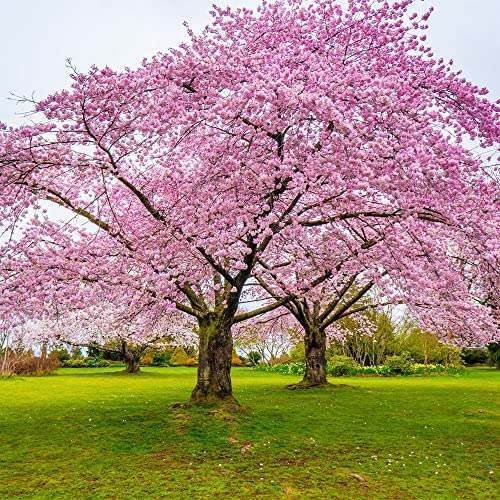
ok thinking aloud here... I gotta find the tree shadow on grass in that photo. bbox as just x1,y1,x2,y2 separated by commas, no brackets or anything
286,381,358,391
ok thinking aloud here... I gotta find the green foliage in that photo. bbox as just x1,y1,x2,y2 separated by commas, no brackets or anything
387,327,462,366
461,348,488,366
62,358,110,368
327,355,360,376
152,352,167,366
184,346,197,358
328,308,396,366
99,342,123,361
87,345,101,358
70,346,84,359
247,351,262,365
329,309,463,369
256,363,306,375
49,347,71,363
256,361,464,377
383,353,415,374
170,346,188,366
487,342,500,368
288,342,305,363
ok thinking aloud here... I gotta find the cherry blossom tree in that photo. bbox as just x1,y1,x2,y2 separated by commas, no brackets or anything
233,310,299,365
1,0,499,402
25,304,197,373
254,216,500,386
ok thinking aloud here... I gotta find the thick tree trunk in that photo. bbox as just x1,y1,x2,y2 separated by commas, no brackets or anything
190,314,236,405
125,356,140,373
122,343,140,373
302,326,327,386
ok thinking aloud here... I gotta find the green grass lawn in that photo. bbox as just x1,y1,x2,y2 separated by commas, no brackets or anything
0,367,498,499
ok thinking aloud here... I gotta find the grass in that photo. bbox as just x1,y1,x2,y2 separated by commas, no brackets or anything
0,367,498,499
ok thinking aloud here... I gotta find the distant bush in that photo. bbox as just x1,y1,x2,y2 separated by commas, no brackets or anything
232,355,244,366
141,356,153,366
1,354,59,377
487,342,500,369
152,353,167,366
289,342,306,363
461,348,488,366
256,361,464,377
50,348,71,363
256,363,306,375
384,353,415,374
170,346,188,366
327,355,360,376
247,351,262,365
185,357,197,366
62,358,110,368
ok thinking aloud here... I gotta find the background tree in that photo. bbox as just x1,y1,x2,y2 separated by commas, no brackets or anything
487,342,500,369
233,312,299,366
24,303,197,373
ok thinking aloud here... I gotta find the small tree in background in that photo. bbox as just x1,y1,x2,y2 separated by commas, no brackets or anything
247,351,262,366
461,348,488,366
487,343,500,369
170,346,189,366
289,342,306,364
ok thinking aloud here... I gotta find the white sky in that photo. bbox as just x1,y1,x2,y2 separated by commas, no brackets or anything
0,0,499,125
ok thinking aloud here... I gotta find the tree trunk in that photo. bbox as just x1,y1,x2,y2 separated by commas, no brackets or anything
190,314,236,405
302,326,327,386
125,356,140,373
41,341,48,360
122,343,140,373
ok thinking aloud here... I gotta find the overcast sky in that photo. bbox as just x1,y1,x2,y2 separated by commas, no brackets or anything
1,0,499,126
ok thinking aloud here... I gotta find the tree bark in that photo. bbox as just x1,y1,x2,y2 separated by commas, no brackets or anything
124,356,140,373
302,325,328,386
122,342,141,373
190,314,236,404
41,341,48,360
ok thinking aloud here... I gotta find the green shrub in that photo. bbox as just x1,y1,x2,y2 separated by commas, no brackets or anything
255,360,463,378
152,353,167,366
170,346,188,366
254,363,306,375
289,342,306,363
62,358,85,368
49,348,70,363
384,353,415,374
461,348,488,366
327,355,360,376
84,357,101,367
487,342,500,369
61,358,109,368
247,351,262,365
